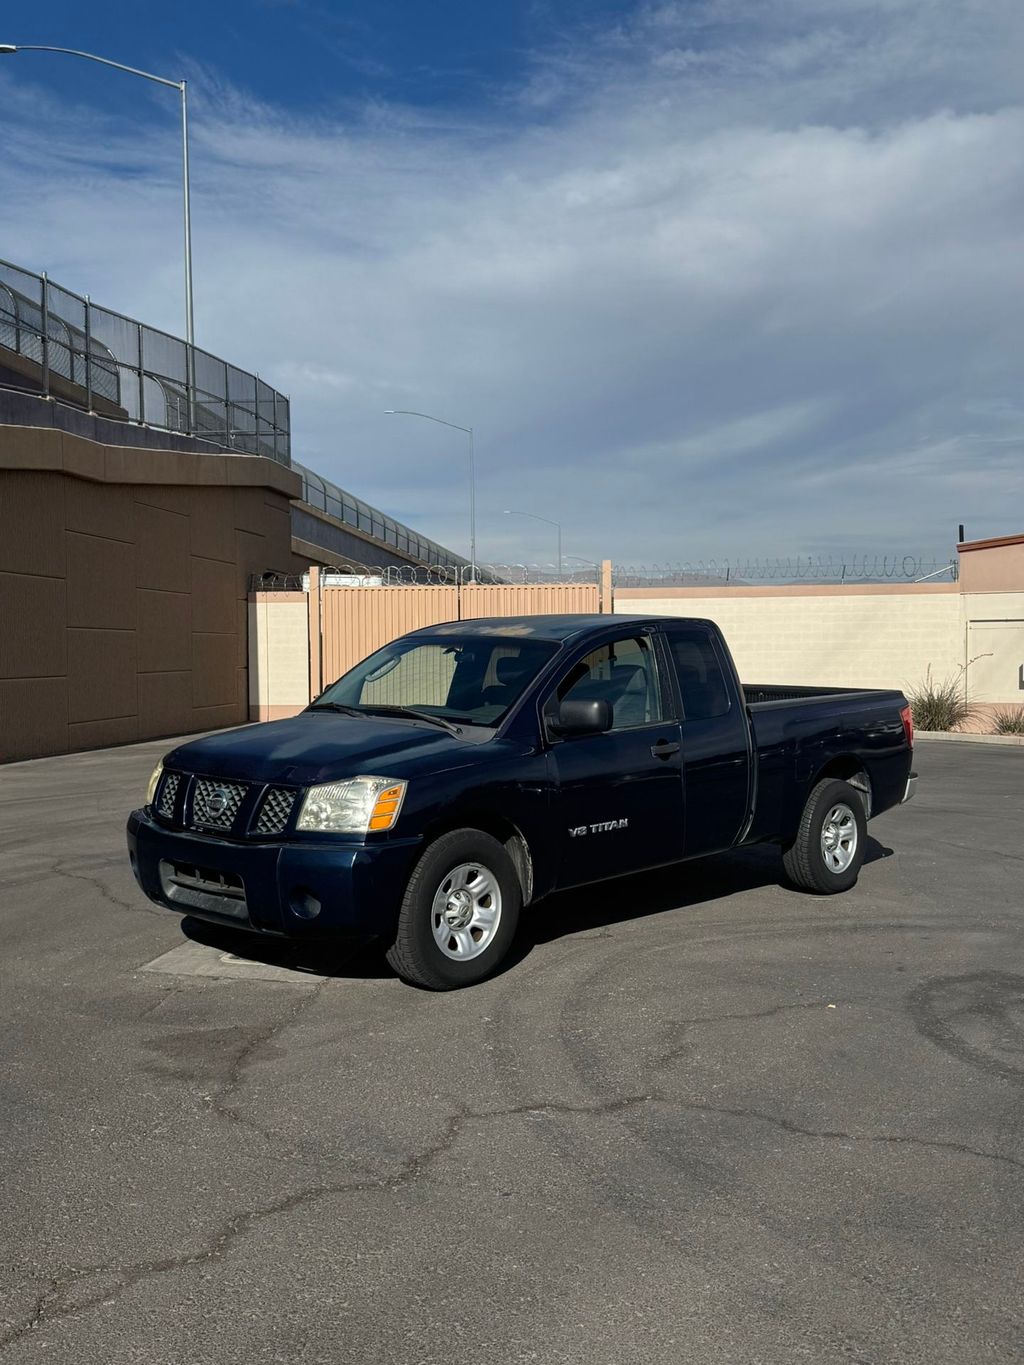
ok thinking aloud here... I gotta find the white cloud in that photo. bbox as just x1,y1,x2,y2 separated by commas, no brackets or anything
1,0,1022,566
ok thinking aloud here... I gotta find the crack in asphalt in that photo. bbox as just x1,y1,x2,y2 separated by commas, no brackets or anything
2,1074,1019,1351
678,1101,1024,1173
206,978,329,1154
656,1000,850,1067
51,860,139,915
134,984,182,1021
0,1093,653,1350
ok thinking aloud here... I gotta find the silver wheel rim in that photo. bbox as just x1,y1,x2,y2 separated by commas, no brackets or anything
431,862,502,961
820,802,858,873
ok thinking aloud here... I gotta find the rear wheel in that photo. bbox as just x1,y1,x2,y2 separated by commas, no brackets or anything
783,778,866,894
386,829,521,990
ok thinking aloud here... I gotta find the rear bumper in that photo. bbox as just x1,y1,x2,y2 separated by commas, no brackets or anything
126,808,421,940
901,773,918,804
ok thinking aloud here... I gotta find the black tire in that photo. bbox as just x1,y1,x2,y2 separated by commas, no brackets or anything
782,778,867,894
385,829,522,990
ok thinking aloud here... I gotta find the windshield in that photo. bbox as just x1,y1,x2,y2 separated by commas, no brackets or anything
313,635,559,728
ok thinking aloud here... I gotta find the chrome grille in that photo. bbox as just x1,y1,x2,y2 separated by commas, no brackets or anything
156,771,180,820
191,778,247,831
254,787,296,835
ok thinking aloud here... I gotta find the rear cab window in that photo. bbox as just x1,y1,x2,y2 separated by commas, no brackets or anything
665,629,732,720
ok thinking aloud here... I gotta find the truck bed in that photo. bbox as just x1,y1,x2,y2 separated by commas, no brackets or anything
741,682,910,843
743,683,883,706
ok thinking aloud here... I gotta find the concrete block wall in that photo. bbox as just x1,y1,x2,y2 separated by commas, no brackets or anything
614,584,964,694
0,424,302,762
248,593,311,722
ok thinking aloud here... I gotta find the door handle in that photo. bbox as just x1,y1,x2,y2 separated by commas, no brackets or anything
651,739,680,758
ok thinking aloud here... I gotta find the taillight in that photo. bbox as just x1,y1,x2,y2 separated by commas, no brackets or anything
900,703,914,749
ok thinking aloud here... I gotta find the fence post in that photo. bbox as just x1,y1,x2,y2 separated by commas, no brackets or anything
307,565,323,700
83,295,93,412
224,362,231,447
185,340,195,436
601,558,614,613
40,272,50,398
137,322,146,424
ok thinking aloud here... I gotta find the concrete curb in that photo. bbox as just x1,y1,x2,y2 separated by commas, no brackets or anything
915,730,1024,748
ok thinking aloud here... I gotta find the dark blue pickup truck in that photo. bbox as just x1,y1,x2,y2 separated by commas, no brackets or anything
127,614,916,989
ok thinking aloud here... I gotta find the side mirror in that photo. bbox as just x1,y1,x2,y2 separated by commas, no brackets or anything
551,697,613,737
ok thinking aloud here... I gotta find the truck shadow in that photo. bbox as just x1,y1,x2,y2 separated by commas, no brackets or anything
178,835,892,983
522,835,892,949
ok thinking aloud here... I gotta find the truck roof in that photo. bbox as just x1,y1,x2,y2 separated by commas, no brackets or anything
409,613,679,643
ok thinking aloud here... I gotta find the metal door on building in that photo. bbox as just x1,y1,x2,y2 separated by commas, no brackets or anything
966,619,1024,704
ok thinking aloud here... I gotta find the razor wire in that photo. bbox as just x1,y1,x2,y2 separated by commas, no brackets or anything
611,554,958,586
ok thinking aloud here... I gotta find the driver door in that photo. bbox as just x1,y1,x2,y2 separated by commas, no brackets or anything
545,631,684,889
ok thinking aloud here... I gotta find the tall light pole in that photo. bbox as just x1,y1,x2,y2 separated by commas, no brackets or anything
504,508,562,576
0,44,195,348
385,409,476,579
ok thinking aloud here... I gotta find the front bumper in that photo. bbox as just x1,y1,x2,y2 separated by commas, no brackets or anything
901,773,918,804
126,808,421,940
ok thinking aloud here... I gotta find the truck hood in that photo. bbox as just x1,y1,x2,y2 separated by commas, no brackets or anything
163,712,479,786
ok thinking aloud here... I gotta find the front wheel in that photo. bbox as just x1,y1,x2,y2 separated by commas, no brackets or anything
783,778,867,894
385,829,521,989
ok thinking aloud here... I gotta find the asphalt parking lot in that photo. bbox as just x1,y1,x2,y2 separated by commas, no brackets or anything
1,738,1022,1364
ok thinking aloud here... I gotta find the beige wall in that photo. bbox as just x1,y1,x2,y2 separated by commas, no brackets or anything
1,424,301,761
615,584,962,692
248,592,311,721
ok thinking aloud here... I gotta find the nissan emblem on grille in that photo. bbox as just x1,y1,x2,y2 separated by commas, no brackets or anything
192,778,246,831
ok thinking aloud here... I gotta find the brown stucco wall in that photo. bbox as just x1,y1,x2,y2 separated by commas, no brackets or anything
0,424,302,762
958,533,1024,593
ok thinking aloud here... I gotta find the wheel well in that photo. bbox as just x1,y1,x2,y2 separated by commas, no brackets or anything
812,756,872,818
420,813,534,904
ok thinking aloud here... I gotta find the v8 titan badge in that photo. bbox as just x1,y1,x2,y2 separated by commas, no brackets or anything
569,819,629,838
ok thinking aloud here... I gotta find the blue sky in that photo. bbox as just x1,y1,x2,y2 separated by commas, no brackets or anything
2,1,1023,567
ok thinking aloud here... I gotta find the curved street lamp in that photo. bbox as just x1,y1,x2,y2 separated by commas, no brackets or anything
504,508,562,575
0,43,195,347
385,409,476,579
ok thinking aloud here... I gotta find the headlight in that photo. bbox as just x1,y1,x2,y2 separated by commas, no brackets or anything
145,762,164,806
296,776,407,834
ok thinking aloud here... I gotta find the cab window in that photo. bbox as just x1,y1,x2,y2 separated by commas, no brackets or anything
545,635,663,732
668,632,731,720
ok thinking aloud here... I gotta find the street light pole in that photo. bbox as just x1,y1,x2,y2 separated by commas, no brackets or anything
0,43,195,348
385,409,476,579
503,508,563,575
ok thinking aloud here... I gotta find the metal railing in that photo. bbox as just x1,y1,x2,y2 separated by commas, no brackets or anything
295,464,471,572
0,256,290,464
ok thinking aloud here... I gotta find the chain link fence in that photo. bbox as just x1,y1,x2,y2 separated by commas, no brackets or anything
0,256,290,464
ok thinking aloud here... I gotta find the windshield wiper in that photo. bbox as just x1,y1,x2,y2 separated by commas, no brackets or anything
358,704,463,736
307,701,365,717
